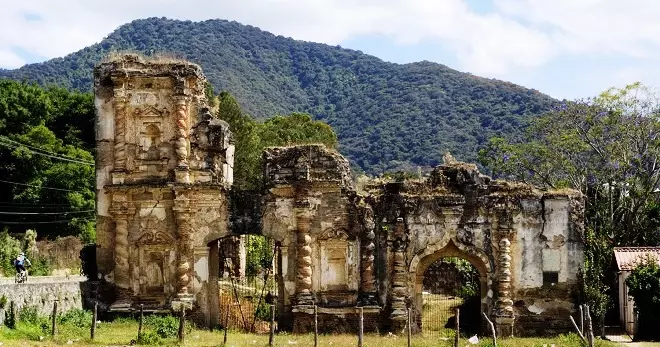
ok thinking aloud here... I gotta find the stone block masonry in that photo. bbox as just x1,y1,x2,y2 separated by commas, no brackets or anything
0,277,85,316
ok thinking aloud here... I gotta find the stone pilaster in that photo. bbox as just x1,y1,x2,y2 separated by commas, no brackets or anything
112,87,127,184
109,197,134,309
173,95,190,167
173,195,194,307
359,206,377,306
495,237,515,336
294,200,314,306
389,217,408,330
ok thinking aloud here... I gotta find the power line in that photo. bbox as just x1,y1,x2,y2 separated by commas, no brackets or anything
0,138,94,166
0,210,95,215
0,135,95,164
0,201,89,207
0,179,90,193
0,218,96,225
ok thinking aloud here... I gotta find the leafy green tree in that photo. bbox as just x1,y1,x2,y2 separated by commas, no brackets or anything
479,82,660,335
0,80,95,240
625,255,660,341
216,92,262,191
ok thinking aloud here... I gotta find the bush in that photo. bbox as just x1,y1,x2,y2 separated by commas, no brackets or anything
0,230,22,276
18,306,40,325
137,331,162,345
4,302,16,329
625,255,660,341
58,308,92,328
144,315,179,338
28,256,51,276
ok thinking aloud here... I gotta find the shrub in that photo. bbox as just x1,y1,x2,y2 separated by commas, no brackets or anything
625,255,660,341
144,315,179,338
58,308,92,328
28,256,51,276
0,295,7,309
0,230,23,276
4,302,16,329
18,306,40,325
137,331,162,345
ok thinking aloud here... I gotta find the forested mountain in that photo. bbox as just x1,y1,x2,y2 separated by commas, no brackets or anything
0,17,557,173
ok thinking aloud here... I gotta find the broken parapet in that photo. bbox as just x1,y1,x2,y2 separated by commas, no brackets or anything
262,145,584,336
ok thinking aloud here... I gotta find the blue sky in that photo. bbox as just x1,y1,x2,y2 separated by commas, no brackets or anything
1,0,659,100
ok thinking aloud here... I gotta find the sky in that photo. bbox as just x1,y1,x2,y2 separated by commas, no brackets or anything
1,0,659,100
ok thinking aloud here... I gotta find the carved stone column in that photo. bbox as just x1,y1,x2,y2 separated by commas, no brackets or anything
294,200,314,306
495,237,515,336
359,206,377,306
173,195,194,307
173,95,190,183
389,217,408,330
109,196,133,309
112,88,127,184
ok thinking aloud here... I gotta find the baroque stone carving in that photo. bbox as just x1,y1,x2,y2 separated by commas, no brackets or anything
173,95,190,168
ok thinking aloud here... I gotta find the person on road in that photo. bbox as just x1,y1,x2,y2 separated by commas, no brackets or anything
14,252,31,275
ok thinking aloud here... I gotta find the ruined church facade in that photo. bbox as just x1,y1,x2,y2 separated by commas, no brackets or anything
95,55,584,336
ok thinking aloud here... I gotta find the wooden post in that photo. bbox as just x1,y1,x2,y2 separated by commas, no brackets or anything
223,307,229,345
268,304,275,346
51,301,58,336
482,312,497,347
314,305,318,347
585,305,594,347
90,302,98,340
454,307,460,347
579,304,584,335
138,304,144,339
358,307,364,347
178,305,185,343
406,306,412,347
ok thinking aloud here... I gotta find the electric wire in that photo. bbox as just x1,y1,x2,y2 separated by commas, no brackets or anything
0,137,94,166
0,179,90,193
0,210,95,215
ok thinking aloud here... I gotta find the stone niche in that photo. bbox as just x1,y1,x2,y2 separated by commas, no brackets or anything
262,145,585,336
94,54,234,327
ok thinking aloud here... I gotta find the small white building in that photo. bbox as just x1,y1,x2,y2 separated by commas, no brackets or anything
613,247,660,336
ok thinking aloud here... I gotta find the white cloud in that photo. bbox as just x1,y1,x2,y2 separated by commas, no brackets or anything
1,0,660,97
0,0,558,76
0,50,25,69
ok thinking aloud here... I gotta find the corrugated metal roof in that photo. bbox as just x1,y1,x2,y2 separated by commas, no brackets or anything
614,247,660,271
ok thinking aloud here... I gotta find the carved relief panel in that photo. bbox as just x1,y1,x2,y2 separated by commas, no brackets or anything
317,229,354,292
135,231,175,298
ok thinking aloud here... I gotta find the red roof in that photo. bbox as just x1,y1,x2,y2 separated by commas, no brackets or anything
614,247,660,271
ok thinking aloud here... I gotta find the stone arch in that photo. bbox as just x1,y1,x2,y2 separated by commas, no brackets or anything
409,238,493,333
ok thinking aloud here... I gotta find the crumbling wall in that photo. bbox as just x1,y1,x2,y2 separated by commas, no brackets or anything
94,54,233,327
262,145,584,336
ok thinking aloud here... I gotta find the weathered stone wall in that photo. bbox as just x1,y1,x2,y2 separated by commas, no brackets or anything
94,54,233,327
36,236,83,274
262,145,584,336
0,277,85,316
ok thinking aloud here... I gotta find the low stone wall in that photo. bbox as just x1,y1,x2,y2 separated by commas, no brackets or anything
0,276,85,316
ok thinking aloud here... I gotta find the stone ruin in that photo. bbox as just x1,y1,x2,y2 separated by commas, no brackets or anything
95,55,584,336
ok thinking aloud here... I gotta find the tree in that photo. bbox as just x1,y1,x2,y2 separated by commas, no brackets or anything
216,92,338,190
479,82,660,334
0,81,96,240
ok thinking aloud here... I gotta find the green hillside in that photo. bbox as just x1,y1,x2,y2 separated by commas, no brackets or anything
0,18,557,174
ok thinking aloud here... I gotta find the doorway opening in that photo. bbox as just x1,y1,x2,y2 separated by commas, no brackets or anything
421,256,481,337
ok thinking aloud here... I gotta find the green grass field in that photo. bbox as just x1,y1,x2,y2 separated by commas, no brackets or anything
0,317,621,347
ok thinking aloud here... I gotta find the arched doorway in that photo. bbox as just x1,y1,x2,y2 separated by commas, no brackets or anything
410,240,492,337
